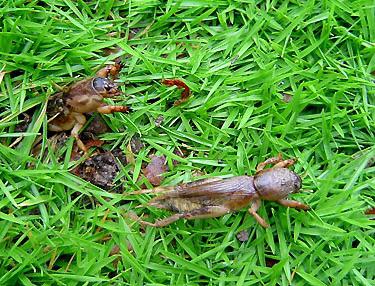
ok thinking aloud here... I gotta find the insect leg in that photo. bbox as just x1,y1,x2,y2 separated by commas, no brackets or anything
248,199,269,228
96,59,123,79
124,210,179,227
71,113,87,152
273,158,297,169
127,186,175,195
256,153,283,173
97,105,130,114
277,199,310,210
48,123,65,132
140,213,185,227
137,206,230,228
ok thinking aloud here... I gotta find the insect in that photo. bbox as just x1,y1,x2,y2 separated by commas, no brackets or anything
47,60,129,152
128,154,310,228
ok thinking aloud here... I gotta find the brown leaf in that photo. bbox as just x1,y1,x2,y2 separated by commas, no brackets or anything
130,135,145,154
236,230,249,242
282,93,292,103
85,139,104,149
155,115,164,127
143,155,168,186
110,245,120,256
162,79,191,106
0,66,6,85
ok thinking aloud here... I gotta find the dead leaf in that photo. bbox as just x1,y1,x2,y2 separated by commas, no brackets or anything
155,115,164,127
162,79,191,106
236,230,249,242
0,65,6,85
143,155,168,186
282,93,292,103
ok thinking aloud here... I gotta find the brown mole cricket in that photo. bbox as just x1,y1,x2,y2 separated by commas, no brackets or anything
47,60,129,152
128,154,310,228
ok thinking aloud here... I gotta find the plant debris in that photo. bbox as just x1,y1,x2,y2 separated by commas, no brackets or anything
154,115,164,127
265,258,279,267
14,113,32,133
129,135,145,154
162,79,191,106
31,132,69,158
236,230,249,242
126,135,145,165
142,155,168,186
72,150,126,190
282,93,292,103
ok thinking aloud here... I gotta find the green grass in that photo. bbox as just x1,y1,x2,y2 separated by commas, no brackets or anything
0,0,374,285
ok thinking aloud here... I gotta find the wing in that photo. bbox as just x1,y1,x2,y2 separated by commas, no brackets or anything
147,176,257,211
160,176,255,200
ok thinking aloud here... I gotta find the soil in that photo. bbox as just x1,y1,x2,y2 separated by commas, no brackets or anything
72,150,125,190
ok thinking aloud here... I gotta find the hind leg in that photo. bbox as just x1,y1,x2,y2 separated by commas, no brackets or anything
139,213,185,227
137,206,230,228
248,198,269,228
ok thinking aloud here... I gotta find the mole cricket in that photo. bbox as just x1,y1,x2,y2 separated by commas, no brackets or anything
47,60,129,152
47,63,191,152
128,154,310,228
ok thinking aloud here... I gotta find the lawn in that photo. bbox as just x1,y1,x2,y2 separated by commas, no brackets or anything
0,0,374,285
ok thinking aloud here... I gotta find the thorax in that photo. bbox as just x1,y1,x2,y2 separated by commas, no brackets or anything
66,78,103,113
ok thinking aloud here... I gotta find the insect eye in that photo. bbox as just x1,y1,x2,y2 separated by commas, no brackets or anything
93,77,112,92
293,175,302,191
93,77,105,91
